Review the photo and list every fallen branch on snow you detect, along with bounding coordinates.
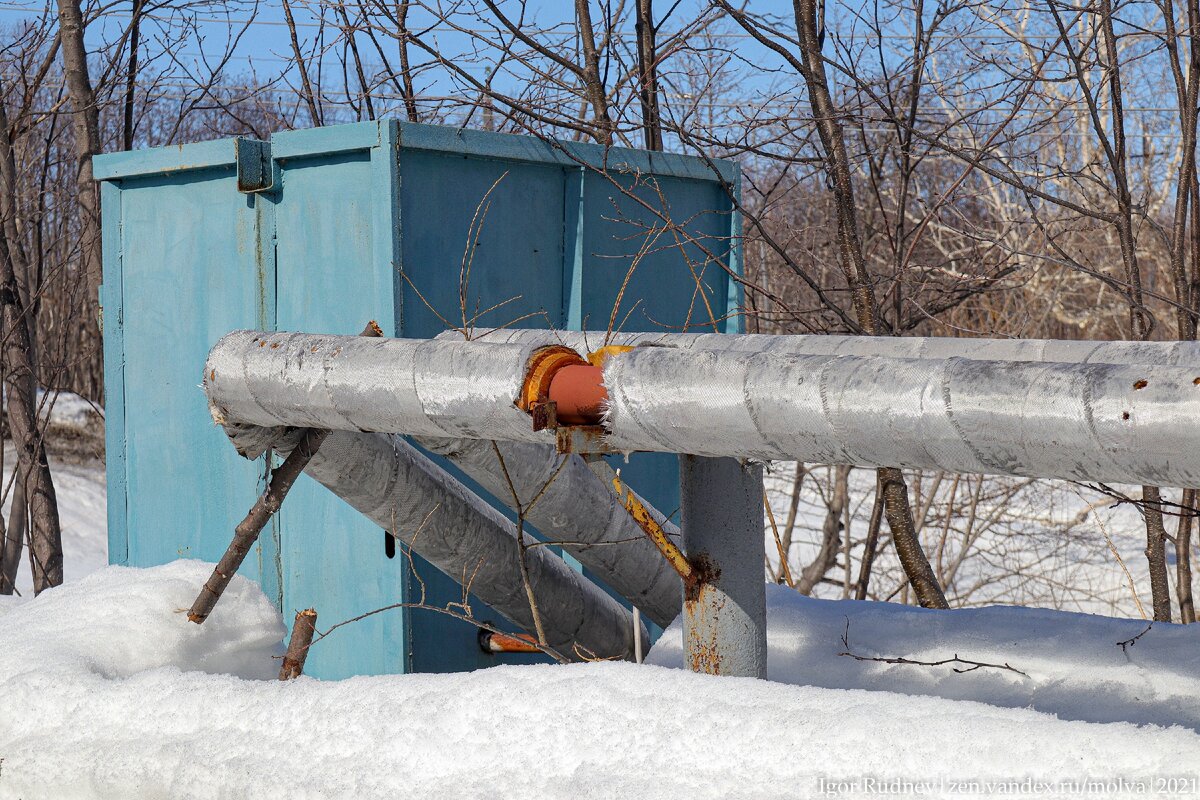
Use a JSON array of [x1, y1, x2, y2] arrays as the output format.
[[837, 619, 1030, 678]]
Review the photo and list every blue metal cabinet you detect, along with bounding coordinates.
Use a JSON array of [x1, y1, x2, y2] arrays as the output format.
[[95, 120, 741, 678]]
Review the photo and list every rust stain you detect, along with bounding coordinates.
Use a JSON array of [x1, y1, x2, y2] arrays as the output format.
[[683, 568, 726, 675], [556, 424, 608, 454], [530, 400, 557, 432], [1133, 379, 1148, 390], [586, 344, 634, 367]]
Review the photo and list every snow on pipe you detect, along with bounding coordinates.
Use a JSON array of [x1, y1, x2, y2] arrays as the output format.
[[440, 328, 1200, 367], [206, 328, 1200, 490], [414, 436, 682, 629], [219, 421, 647, 662], [206, 331, 685, 627]]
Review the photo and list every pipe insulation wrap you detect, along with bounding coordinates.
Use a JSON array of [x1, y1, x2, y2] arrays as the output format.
[[220, 420, 645, 661], [205, 330, 551, 444], [414, 436, 682, 628], [599, 347, 1200, 486], [441, 328, 1200, 367]]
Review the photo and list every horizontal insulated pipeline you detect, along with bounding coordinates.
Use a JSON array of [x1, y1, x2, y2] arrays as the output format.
[[205, 330, 550, 445], [439, 329, 1200, 367], [597, 347, 1200, 487], [209, 329, 1200, 486], [221, 422, 646, 661], [415, 436, 682, 628]]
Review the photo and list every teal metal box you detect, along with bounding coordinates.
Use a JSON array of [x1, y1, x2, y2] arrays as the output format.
[[95, 120, 741, 678]]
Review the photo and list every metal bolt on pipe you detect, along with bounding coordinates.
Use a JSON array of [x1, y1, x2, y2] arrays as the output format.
[[679, 455, 768, 679]]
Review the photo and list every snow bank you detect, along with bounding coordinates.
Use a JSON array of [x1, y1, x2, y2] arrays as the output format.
[[651, 584, 1200, 730], [2, 563, 1200, 799]]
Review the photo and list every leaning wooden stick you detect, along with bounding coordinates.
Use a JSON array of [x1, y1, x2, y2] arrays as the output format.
[[279, 608, 318, 680], [188, 320, 383, 624]]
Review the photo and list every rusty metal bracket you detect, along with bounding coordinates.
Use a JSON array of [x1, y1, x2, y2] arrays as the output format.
[[236, 138, 274, 193], [530, 400, 557, 432], [555, 425, 617, 455]]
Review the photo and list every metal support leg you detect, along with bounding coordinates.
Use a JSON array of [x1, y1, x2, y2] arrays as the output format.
[[679, 455, 767, 678]]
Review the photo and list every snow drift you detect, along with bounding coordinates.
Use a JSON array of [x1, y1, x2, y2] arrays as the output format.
[[2, 562, 1200, 799]]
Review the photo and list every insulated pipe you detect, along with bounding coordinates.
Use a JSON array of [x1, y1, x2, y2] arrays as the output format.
[[219, 421, 646, 662], [597, 347, 1200, 486], [414, 436, 683, 628], [205, 330, 551, 446], [440, 328, 1200, 368], [207, 329, 1200, 486]]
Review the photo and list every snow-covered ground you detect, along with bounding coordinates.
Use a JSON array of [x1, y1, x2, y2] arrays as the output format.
[[4, 426, 1200, 797], [2, 561, 1199, 800]]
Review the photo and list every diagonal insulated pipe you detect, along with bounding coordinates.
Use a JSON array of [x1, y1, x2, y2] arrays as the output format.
[[413, 437, 682, 628], [218, 421, 647, 662]]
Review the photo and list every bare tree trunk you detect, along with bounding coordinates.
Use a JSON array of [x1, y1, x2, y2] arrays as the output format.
[[55, 0, 102, 311], [778, 462, 806, 578], [1101, 0, 1171, 621], [796, 466, 849, 594], [1178, 489, 1195, 623], [1164, 0, 1200, 624], [0, 245, 60, 593], [574, 0, 613, 145], [0, 73, 59, 595], [0, 429, 15, 592], [854, 475, 886, 600], [1143, 487, 1174, 622], [396, 1, 419, 122], [635, 0, 663, 151], [283, 0, 323, 126], [122, 0, 145, 150], [790, 0, 948, 608]]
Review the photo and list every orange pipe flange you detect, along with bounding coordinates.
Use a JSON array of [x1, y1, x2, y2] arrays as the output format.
[[519, 346, 587, 412]]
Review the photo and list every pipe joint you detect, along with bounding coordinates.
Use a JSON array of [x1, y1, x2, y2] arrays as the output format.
[[520, 344, 628, 428]]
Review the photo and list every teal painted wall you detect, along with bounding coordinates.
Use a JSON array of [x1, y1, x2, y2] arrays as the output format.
[[96, 120, 741, 678]]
